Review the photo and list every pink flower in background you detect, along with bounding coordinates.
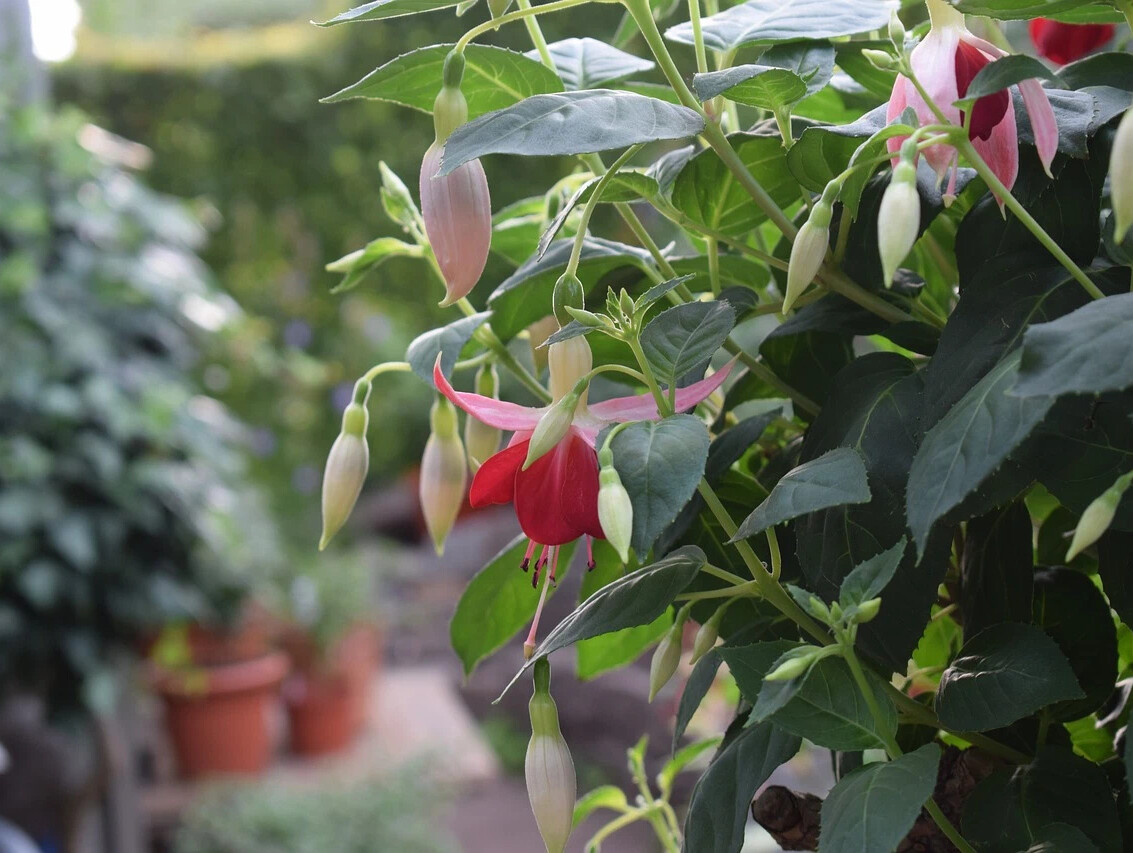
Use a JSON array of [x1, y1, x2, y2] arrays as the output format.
[[1030, 19, 1115, 66], [887, 0, 1058, 194], [420, 143, 492, 306]]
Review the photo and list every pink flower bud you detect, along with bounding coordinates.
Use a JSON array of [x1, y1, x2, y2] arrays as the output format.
[[420, 142, 491, 307], [419, 398, 468, 554]]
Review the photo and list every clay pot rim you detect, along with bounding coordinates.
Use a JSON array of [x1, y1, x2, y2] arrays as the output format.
[[151, 650, 290, 699]]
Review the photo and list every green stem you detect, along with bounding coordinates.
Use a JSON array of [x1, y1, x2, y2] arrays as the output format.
[[764, 526, 782, 580], [514, 0, 554, 68], [706, 237, 721, 296], [585, 362, 649, 385], [568, 145, 643, 275], [702, 563, 751, 586], [676, 582, 760, 602], [456, 0, 592, 52], [452, 297, 553, 403], [687, 0, 708, 75], [361, 360, 412, 384]]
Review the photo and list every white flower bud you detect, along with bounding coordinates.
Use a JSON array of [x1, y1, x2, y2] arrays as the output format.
[[597, 463, 633, 564], [649, 620, 684, 702], [526, 660, 575, 853], [420, 398, 468, 555], [546, 336, 593, 403], [319, 401, 370, 550], [1112, 107, 1133, 244], [878, 162, 920, 286], [1066, 474, 1131, 561], [783, 201, 831, 313], [464, 366, 501, 473]]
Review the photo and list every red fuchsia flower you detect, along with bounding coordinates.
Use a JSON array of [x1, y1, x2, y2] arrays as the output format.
[[1030, 19, 1115, 66], [887, 0, 1058, 196], [433, 338, 733, 580]]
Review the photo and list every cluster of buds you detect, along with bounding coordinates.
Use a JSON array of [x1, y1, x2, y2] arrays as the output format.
[[526, 659, 576, 853], [597, 445, 633, 564], [1066, 470, 1133, 562], [420, 396, 469, 554], [783, 188, 834, 313], [463, 365, 502, 472], [877, 139, 921, 287], [420, 51, 492, 307], [649, 605, 690, 701], [319, 383, 371, 550], [1113, 107, 1133, 245]]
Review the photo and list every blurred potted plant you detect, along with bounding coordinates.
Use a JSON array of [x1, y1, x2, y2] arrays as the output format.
[[278, 551, 380, 756]]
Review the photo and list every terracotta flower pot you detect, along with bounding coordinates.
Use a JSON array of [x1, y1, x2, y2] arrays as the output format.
[[284, 671, 354, 756], [153, 650, 289, 778]]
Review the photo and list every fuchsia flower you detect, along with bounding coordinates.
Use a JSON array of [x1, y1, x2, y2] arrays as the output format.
[[1030, 19, 1115, 66], [433, 338, 733, 574], [887, 0, 1058, 194]]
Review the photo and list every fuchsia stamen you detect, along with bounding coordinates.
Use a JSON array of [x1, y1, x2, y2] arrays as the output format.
[[520, 539, 538, 572], [549, 546, 561, 587], [586, 536, 595, 571]]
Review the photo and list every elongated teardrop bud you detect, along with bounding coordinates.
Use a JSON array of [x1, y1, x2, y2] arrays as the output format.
[[597, 446, 633, 563], [1112, 107, 1133, 243], [1066, 471, 1132, 561], [524, 378, 585, 470], [649, 608, 688, 702], [783, 197, 832, 313], [878, 150, 920, 287], [319, 388, 370, 550], [765, 647, 820, 682], [546, 336, 593, 403], [421, 74, 491, 307], [552, 272, 584, 326], [690, 600, 730, 664], [420, 396, 468, 554], [526, 659, 576, 853], [464, 365, 501, 473]]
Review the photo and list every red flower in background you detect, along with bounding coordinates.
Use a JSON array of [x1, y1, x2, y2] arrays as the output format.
[[1030, 19, 1115, 66]]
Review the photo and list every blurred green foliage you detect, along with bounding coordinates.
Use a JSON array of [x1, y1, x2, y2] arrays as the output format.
[[0, 101, 278, 714]]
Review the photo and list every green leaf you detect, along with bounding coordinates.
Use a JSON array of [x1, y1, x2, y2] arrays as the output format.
[[496, 547, 705, 698], [819, 744, 941, 853], [640, 301, 735, 390], [327, 237, 422, 293], [405, 311, 490, 386], [535, 38, 654, 91], [491, 196, 545, 266], [786, 106, 891, 218], [1059, 51, 1133, 91], [935, 622, 1084, 732], [322, 44, 564, 117], [960, 502, 1035, 640], [438, 90, 704, 175], [962, 55, 1062, 103], [692, 44, 833, 111], [487, 237, 651, 340], [674, 648, 723, 750], [450, 537, 576, 677], [718, 640, 799, 706], [838, 538, 906, 609], [671, 129, 800, 235], [606, 416, 711, 554], [637, 274, 696, 312], [681, 719, 800, 853], [952, 1, 1122, 23], [657, 736, 722, 796], [907, 351, 1055, 556], [665, 0, 895, 52], [576, 541, 672, 680], [1099, 530, 1133, 627], [537, 171, 660, 258], [771, 656, 896, 750], [572, 785, 627, 828], [1025, 825, 1101, 853], [318, 0, 461, 25], [732, 447, 871, 540], [1013, 293, 1133, 398]]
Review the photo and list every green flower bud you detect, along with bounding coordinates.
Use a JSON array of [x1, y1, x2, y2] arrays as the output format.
[[807, 595, 832, 624], [783, 200, 831, 313], [552, 272, 585, 326], [1112, 107, 1133, 244], [861, 48, 895, 70], [689, 601, 729, 664], [524, 379, 585, 470], [877, 164, 920, 286], [1066, 473, 1132, 561], [433, 83, 469, 142], [764, 649, 816, 682], [420, 398, 468, 554], [379, 161, 419, 229], [597, 464, 633, 564], [888, 11, 905, 48], [618, 288, 635, 320], [563, 306, 606, 328], [319, 400, 370, 550], [855, 597, 882, 624], [649, 619, 684, 702], [526, 659, 576, 853], [464, 366, 502, 473]]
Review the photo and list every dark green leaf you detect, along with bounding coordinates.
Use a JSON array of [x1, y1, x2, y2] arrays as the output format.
[[535, 38, 654, 90], [1059, 51, 1133, 91], [935, 623, 1084, 732], [640, 302, 735, 390], [1025, 824, 1101, 853], [908, 351, 1055, 556], [691, 44, 833, 112], [658, 736, 722, 796], [757, 329, 855, 408], [319, 0, 461, 25], [952, 1, 1121, 23], [450, 537, 576, 677], [839, 538, 906, 608], [1099, 530, 1133, 627], [674, 649, 722, 751], [606, 416, 711, 554], [732, 447, 871, 540], [718, 640, 798, 705], [960, 502, 1035, 640], [405, 311, 490, 386], [322, 44, 563, 116], [538, 171, 660, 258], [666, 0, 895, 52], [962, 55, 1062, 102], [820, 744, 941, 853], [439, 90, 704, 174], [1013, 293, 1133, 398], [681, 719, 800, 853], [637, 274, 696, 311]]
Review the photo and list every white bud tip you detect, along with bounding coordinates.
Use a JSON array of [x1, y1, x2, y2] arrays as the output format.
[[523, 641, 536, 661]]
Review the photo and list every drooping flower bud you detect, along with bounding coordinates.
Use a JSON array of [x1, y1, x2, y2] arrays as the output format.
[[783, 198, 832, 313], [546, 336, 593, 403], [524, 378, 586, 470], [765, 647, 819, 682], [1112, 108, 1133, 244], [319, 392, 370, 551], [464, 365, 501, 473], [421, 69, 492, 308], [689, 600, 730, 664], [552, 272, 584, 326], [526, 659, 576, 853], [649, 609, 688, 702], [877, 154, 920, 287], [1066, 472, 1132, 562], [419, 396, 468, 554], [597, 447, 633, 563]]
